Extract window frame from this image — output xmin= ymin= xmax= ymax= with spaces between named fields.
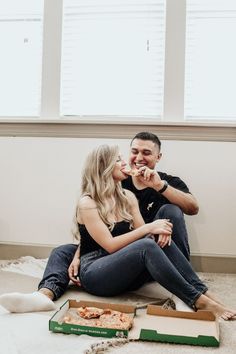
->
xmin=0 ymin=0 xmax=235 ymax=142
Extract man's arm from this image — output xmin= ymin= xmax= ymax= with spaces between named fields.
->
xmin=154 ymin=181 xmax=199 ymax=215
xmin=133 ymin=167 xmax=199 ymax=215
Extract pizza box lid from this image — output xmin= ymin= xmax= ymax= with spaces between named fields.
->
xmin=128 ymin=305 xmax=220 ymax=347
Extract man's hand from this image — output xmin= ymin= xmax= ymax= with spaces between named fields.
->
xmin=134 ymin=166 xmax=163 ymax=190
xmin=68 ymin=257 xmax=81 ymax=286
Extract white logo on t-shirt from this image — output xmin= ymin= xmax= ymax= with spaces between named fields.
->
xmin=147 ymin=202 xmax=154 ymax=211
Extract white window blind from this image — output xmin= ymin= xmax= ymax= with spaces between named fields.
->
xmin=61 ymin=0 xmax=166 ymax=119
xmin=185 ymin=0 xmax=236 ymax=121
xmin=0 ymin=0 xmax=44 ymax=117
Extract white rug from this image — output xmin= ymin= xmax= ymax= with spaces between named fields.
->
xmin=0 ymin=311 xmax=110 ymax=354
xmin=0 ymin=256 xmax=48 ymax=278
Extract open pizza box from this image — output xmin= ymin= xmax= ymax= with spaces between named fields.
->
xmin=49 ymin=300 xmax=220 ymax=347
xmin=49 ymin=299 xmax=136 ymax=339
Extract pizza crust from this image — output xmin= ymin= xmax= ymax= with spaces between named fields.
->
xmin=123 ymin=169 xmax=139 ymax=177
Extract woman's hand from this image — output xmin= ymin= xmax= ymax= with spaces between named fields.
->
xmin=148 ymin=219 xmax=173 ymax=248
xmin=157 ymin=233 xmax=172 ymax=248
xmin=68 ymin=257 xmax=81 ymax=286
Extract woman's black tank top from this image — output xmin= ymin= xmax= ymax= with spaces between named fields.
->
xmin=79 ymin=220 xmax=131 ymax=256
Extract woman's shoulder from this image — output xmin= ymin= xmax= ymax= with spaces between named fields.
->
xmin=77 ymin=195 xmax=97 ymax=224
xmin=78 ymin=195 xmax=97 ymax=209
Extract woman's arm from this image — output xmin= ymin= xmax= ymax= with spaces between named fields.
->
xmin=78 ymin=193 xmax=172 ymax=254
xmin=68 ymin=245 xmax=81 ymax=285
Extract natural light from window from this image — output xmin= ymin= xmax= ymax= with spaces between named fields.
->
xmin=185 ymin=0 xmax=236 ymax=121
xmin=0 ymin=0 xmax=44 ymax=117
xmin=60 ymin=0 xmax=166 ymax=119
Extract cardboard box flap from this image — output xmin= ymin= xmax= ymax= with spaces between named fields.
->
xmin=147 ymin=304 xmax=216 ymax=321
xmin=129 ymin=307 xmax=219 ymax=347
xmin=68 ymin=299 xmax=136 ymax=314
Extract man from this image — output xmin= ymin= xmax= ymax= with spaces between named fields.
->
xmin=0 ymin=132 xmax=199 ymax=312
xmin=122 ymin=131 xmax=199 ymax=260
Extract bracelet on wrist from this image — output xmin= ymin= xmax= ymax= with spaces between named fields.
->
xmin=158 ymin=180 xmax=169 ymax=193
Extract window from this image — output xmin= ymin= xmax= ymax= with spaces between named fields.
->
xmin=60 ymin=0 xmax=166 ymax=119
xmin=0 ymin=0 xmax=235 ymax=134
xmin=0 ymin=0 xmax=44 ymax=117
xmin=185 ymin=0 xmax=236 ymax=121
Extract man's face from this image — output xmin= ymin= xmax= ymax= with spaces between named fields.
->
xmin=129 ymin=138 xmax=161 ymax=170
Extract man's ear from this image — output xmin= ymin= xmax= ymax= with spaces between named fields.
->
xmin=156 ymin=152 xmax=162 ymax=163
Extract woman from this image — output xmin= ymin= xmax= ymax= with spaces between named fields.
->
xmin=0 ymin=145 xmax=235 ymax=320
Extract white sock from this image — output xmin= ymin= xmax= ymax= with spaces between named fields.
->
xmin=0 ymin=292 xmax=56 ymax=313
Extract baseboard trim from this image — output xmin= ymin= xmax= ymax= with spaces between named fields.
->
xmin=0 ymin=243 xmax=235 ymax=274
xmin=190 ymin=255 xmax=236 ymax=274
xmin=0 ymin=244 xmax=54 ymax=260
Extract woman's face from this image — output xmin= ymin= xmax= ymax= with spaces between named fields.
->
xmin=112 ymin=154 xmax=128 ymax=182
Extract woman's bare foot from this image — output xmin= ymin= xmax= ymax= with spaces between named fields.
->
xmin=195 ymin=294 xmax=236 ymax=320
xmin=204 ymin=290 xmax=224 ymax=306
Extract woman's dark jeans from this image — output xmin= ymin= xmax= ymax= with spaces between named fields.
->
xmin=79 ymin=238 xmax=207 ymax=309
xmin=38 ymin=205 xmax=197 ymax=303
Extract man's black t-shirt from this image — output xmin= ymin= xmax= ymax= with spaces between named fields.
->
xmin=121 ymin=172 xmax=190 ymax=223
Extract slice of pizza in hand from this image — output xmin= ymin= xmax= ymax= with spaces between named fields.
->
xmin=122 ymin=168 xmax=139 ymax=177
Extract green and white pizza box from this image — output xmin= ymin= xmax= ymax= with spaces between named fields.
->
xmin=49 ymin=300 xmax=219 ymax=347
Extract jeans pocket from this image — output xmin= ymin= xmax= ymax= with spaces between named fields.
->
xmin=80 ymin=249 xmax=107 ymax=274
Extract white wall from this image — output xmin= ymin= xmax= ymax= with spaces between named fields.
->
xmin=0 ymin=137 xmax=235 ymax=257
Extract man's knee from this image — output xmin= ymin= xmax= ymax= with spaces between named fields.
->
xmin=157 ymin=206 xmax=190 ymax=259
xmin=50 ymin=244 xmax=77 ymax=258
xmin=156 ymin=204 xmax=184 ymax=221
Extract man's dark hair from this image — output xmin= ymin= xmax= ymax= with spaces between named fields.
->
xmin=131 ymin=132 xmax=161 ymax=150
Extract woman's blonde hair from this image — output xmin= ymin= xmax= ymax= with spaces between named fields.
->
xmin=79 ymin=144 xmax=133 ymax=230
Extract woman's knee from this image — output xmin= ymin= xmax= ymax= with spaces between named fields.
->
xmin=135 ymin=238 xmax=158 ymax=252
